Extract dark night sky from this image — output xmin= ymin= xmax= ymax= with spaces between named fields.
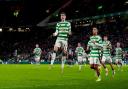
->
xmin=0 ymin=0 xmax=127 ymax=27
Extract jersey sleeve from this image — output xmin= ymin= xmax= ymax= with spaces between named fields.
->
xmin=40 ymin=48 xmax=42 ymax=53
xmin=67 ymin=22 xmax=71 ymax=34
xmin=33 ymin=48 xmax=36 ymax=53
xmin=108 ymin=41 xmax=112 ymax=49
xmin=121 ymin=48 xmax=123 ymax=54
xmin=75 ymin=47 xmax=78 ymax=53
xmin=82 ymin=47 xmax=85 ymax=54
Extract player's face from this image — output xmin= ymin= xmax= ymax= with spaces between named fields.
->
xmin=92 ymin=28 xmax=98 ymax=35
xmin=117 ymin=43 xmax=120 ymax=47
xmin=60 ymin=14 xmax=66 ymax=21
xmin=36 ymin=44 xmax=39 ymax=48
xmin=78 ymin=43 xmax=81 ymax=47
xmin=104 ymin=36 xmax=108 ymax=41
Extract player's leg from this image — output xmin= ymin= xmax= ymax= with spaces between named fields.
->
xmin=115 ymin=59 xmax=120 ymax=70
xmin=61 ymin=41 xmax=68 ymax=73
xmin=89 ymin=57 xmax=95 ymax=69
xmin=53 ymin=41 xmax=60 ymax=60
xmin=54 ymin=39 xmax=62 ymax=55
xmin=118 ymin=59 xmax=123 ymax=71
xmin=78 ymin=56 xmax=83 ymax=71
xmin=49 ymin=52 xmax=56 ymax=69
xmin=54 ymin=45 xmax=59 ymax=52
xmin=94 ymin=58 xmax=101 ymax=81
xmin=83 ymin=56 xmax=87 ymax=66
xmin=51 ymin=40 xmax=60 ymax=66
xmin=107 ymin=57 xmax=115 ymax=75
xmin=35 ymin=56 xmax=40 ymax=64
xmin=102 ymin=56 xmax=108 ymax=76
xmin=94 ymin=64 xmax=101 ymax=81
xmin=89 ymin=57 xmax=99 ymax=80
xmin=61 ymin=55 xmax=66 ymax=73
xmin=51 ymin=52 xmax=56 ymax=65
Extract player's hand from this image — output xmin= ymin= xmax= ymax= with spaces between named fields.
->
xmin=106 ymin=45 xmax=111 ymax=49
xmin=92 ymin=41 xmax=96 ymax=44
xmin=69 ymin=32 xmax=72 ymax=35
xmin=53 ymin=33 xmax=57 ymax=36
xmin=53 ymin=33 xmax=55 ymax=36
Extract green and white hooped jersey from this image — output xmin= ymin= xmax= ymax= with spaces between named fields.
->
xmin=87 ymin=35 xmax=102 ymax=58
xmin=115 ymin=47 xmax=123 ymax=59
xmin=55 ymin=21 xmax=71 ymax=41
xmin=75 ymin=47 xmax=85 ymax=56
xmin=34 ymin=48 xmax=42 ymax=57
xmin=102 ymin=40 xmax=112 ymax=56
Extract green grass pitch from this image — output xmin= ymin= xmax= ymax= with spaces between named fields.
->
xmin=0 ymin=64 xmax=127 ymax=89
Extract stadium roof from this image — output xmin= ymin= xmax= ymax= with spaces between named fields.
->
xmin=0 ymin=0 xmax=127 ymax=27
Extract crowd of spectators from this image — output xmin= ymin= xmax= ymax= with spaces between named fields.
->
xmin=0 ymin=21 xmax=128 ymax=64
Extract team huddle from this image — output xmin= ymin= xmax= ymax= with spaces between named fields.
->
xmin=33 ymin=12 xmax=123 ymax=82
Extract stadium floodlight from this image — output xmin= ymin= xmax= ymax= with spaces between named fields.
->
xmin=0 ymin=28 xmax=2 ymax=32
xmin=75 ymin=10 xmax=79 ymax=13
xmin=124 ymin=1 xmax=128 ymax=5
xmin=97 ymin=5 xmax=103 ymax=10
xmin=9 ymin=28 xmax=13 ymax=31
xmin=26 ymin=28 xmax=29 ymax=29
xmin=125 ymin=1 xmax=128 ymax=4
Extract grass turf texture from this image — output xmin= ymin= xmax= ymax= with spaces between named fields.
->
xmin=0 ymin=64 xmax=127 ymax=89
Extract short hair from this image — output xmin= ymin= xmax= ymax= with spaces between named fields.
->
xmin=78 ymin=42 xmax=81 ymax=44
xmin=60 ymin=12 xmax=66 ymax=16
xmin=36 ymin=44 xmax=39 ymax=46
xmin=117 ymin=42 xmax=120 ymax=44
xmin=92 ymin=27 xmax=98 ymax=31
xmin=104 ymin=35 xmax=108 ymax=37
xmin=92 ymin=26 xmax=97 ymax=28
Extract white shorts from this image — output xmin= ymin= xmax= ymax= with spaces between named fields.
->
xmin=89 ymin=57 xmax=100 ymax=65
xmin=35 ymin=56 xmax=41 ymax=61
xmin=55 ymin=39 xmax=68 ymax=51
xmin=115 ymin=59 xmax=122 ymax=63
xmin=83 ymin=53 xmax=87 ymax=62
xmin=83 ymin=58 xmax=87 ymax=62
xmin=78 ymin=56 xmax=83 ymax=62
xmin=102 ymin=56 xmax=112 ymax=63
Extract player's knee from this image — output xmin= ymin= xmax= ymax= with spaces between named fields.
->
xmin=94 ymin=64 xmax=98 ymax=69
xmin=90 ymin=64 xmax=95 ymax=69
xmin=54 ymin=46 xmax=58 ymax=51
xmin=62 ymin=51 xmax=67 ymax=56
xmin=90 ymin=66 xmax=95 ymax=69
xmin=108 ymin=61 xmax=111 ymax=64
xmin=78 ymin=61 xmax=82 ymax=65
xmin=102 ymin=61 xmax=105 ymax=64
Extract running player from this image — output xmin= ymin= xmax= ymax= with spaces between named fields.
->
xmin=33 ymin=44 xmax=42 ymax=64
xmin=52 ymin=12 xmax=71 ymax=73
xmin=75 ymin=42 xmax=85 ymax=71
xmin=115 ymin=42 xmax=123 ymax=71
xmin=87 ymin=27 xmax=102 ymax=81
xmin=101 ymin=35 xmax=115 ymax=76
